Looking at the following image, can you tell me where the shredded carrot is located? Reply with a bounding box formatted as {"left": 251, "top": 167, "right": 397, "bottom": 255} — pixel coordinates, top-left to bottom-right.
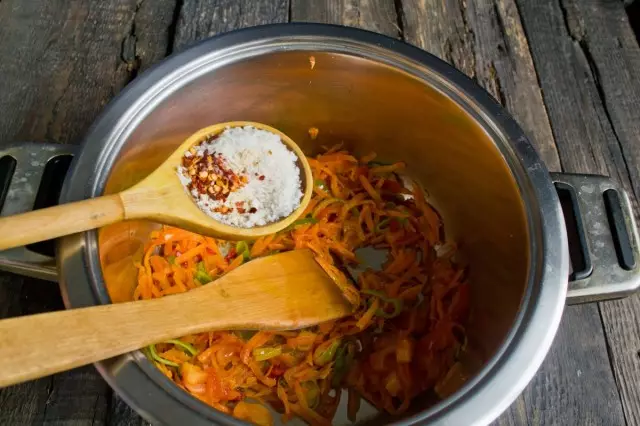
{"left": 359, "top": 152, "right": 377, "bottom": 164}
{"left": 370, "top": 162, "right": 405, "bottom": 174}
{"left": 131, "top": 147, "right": 469, "bottom": 424}
{"left": 358, "top": 174, "right": 382, "bottom": 202}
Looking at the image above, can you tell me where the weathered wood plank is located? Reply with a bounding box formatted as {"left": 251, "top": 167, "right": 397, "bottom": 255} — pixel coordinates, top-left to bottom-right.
{"left": 514, "top": 305, "right": 626, "bottom": 425}
{"left": 401, "top": 0, "right": 476, "bottom": 81}
{"left": 0, "top": 275, "right": 59, "bottom": 425}
{"left": 0, "top": 276, "right": 110, "bottom": 425}
{"left": 123, "top": 0, "right": 179, "bottom": 74}
{"left": 291, "top": 0, "right": 399, "bottom": 37}
{"left": 493, "top": 304, "right": 625, "bottom": 426}
{"left": 0, "top": 0, "right": 177, "bottom": 145}
{"left": 515, "top": 0, "right": 640, "bottom": 425}
{"left": 516, "top": 0, "right": 640, "bottom": 424}
{"left": 0, "top": 0, "right": 177, "bottom": 424}
{"left": 560, "top": 0, "right": 640, "bottom": 204}
{"left": 400, "top": 0, "right": 625, "bottom": 424}
{"left": 172, "top": 0, "right": 289, "bottom": 52}
{"left": 107, "top": 394, "right": 150, "bottom": 426}
{"left": 401, "top": 0, "right": 559, "bottom": 169}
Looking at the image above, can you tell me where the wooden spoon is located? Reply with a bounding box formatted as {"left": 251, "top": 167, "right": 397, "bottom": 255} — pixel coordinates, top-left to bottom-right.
{"left": 0, "top": 249, "right": 351, "bottom": 388}
{"left": 0, "top": 121, "right": 313, "bottom": 251}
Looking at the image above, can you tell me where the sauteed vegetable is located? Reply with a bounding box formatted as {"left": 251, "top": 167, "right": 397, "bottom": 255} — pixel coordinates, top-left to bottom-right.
{"left": 134, "top": 146, "right": 470, "bottom": 425}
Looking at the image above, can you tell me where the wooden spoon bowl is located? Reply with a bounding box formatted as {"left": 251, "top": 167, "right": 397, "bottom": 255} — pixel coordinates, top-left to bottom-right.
{"left": 0, "top": 122, "right": 313, "bottom": 250}
{"left": 121, "top": 121, "right": 313, "bottom": 239}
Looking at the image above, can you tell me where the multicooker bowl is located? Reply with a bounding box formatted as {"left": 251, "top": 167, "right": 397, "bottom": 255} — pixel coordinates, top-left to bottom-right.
{"left": 1, "top": 24, "right": 639, "bottom": 426}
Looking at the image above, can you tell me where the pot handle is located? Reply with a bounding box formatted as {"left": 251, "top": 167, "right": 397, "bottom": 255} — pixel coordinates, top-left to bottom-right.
{"left": 551, "top": 173, "right": 640, "bottom": 303}
{"left": 0, "top": 142, "right": 78, "bottom": 282}
{"left": 3, "top": 149, "right": 638, "bottom": 301}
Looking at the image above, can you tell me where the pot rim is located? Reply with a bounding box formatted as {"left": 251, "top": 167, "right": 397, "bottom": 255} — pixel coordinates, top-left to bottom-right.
{"left": 57, "top": 23, "right": 568, "bottom": 426}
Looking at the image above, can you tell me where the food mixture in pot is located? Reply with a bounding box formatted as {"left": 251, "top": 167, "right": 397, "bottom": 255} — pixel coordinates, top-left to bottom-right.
{"left": 136, "top": 145, "right": 469, "bottom": 425}
{"left": 177, "top": 126, "right": 303, "bottom": 228}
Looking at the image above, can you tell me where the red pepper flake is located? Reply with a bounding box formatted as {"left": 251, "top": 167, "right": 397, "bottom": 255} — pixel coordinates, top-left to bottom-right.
{"left": 225, "top": 248, "right": 237, "bottom": 262}
{"left": 180, "top": 136, "right": 248, "bottom": 213}
{"left": 258, "top": 175, "right": 265, "bottom": 181}
{"left": 249, "top": 207, "right": 257, "bottom": 214}
{"left": 213, "top": 206, "right": 233, "bottom": 214}
{"left": 269, "top": 365, "right": 286, "bottom": 377}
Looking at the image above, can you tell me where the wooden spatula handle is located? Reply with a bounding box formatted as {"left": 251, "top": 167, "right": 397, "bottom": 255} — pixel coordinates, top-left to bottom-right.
{"left": 0, "top": 249, "right": 351, "bottom": 387}
{"left": 0, "top": 294, "right": 217, "bottom": 387}
{"left": 0, "top": 194, "right": 124, "bottom": 251}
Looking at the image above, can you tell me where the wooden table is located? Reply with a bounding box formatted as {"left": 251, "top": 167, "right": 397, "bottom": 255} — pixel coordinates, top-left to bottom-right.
{"left": 1, "top": 0, "right": 639, "bottom": 425}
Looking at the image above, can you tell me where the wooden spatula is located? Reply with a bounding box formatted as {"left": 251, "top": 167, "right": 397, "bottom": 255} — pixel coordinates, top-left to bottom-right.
{"left": 0, "top": 249, "right": 351, "bottom": 388}
{"left": 0, "top": 121, "right": 313, "bottom": 251}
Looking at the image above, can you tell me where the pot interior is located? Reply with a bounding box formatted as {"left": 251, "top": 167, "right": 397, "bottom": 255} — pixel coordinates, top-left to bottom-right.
{"left": 97, "top": 50, "right": 530, "bottom": 423}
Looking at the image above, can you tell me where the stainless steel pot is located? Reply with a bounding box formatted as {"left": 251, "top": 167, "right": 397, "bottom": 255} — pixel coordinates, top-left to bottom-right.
{"left": 1, "top": 24, "right": 639, "bottom": 426}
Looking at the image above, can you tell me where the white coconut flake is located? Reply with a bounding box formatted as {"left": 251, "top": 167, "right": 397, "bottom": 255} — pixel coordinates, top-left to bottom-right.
{"left": 177, "top": 126, "right": 303, "bottom": 228}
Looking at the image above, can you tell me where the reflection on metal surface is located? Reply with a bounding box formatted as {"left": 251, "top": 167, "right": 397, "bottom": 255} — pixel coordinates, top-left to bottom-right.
{"left": 53, "top": 25, "right": 567, "bottom": 426}
{"left": 0, "top": 142, "right": 76, "bottom": 281}
{"left": 98, "top": 47, "right": 533, "bottom": 357}
{"left": 552, "top": 173, "right": 640, "bottom": 303}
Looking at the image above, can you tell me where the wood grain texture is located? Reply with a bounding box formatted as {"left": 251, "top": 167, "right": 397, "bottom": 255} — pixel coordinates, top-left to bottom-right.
{"left": 291, "top": 0, "right": 399, "bottom": 37}
{"left": 0, "top": 0, "right": 177, "bottom": 423}
{"left": 515, "top": 0, "right": 640, "bottom": 424}
{"left": 109, "top": 2, "right": 295, "bottom": 424}
{"left": 400, "top": 0, "right": 624, "bottom": 424}
{"left": 401, "top": 0, "right": 476, "bottom": 79}
{"left": 401, "top": 0, "right": 560, "bottom": 170}
{"left": 0, "top": 0, "right": 638, "bottom": 425}
{"left": 0, "top": 121, "right": 313, "bottom": 251}
{"left": 0, "top": 195, "right": 125, "bottom": 252}
{"left": 107, "top": 394, "right": 150, "bottom": 426}
{"left": 516, "top": 0, "right": 640, "bottom": 424}
{"left": 0, "top": 250, "right": 349, "bottom": 387}
{"left": 122, "top": 0, "right": 180, "bottom": 74}
{"left": 506, "top": 305, "right": 626, "bottom": 425}
{"left": 0, "top": 275, "right": 110, "bottom": 425}
{"left": 0, "top": 0, "right": 177, "bottom": 145}
{"left": 172, "top": 0, "right": 289, "bottom": 52}
{"left": 601, "top": 296, "right": 640, "bottom": 426}
{"left": 119, "top": 121, "right": 314, "bottom": 241}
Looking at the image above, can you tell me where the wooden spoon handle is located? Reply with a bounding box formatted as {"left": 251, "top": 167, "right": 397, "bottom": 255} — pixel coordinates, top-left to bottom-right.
{"left": 0, "top": 295, "right": 220, "bottom": 387}
{"left": 0, "top": 194, "right": 124, "bottom": 251}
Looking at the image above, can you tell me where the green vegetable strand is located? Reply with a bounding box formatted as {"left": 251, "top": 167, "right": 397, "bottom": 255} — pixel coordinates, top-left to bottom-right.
{"left": 362, "top": 289, "right": 403, "bottom": 318}
{"left": 235, "top": 330, "right": 258, "bottom": 341}
{"left": 331, "top": 342, "right": 355, "bottom": 387}
{"left": 303, "top": 380, "right": 321, "bottom": 408}
{"left": 375, "top": 218, "right": 390, "bottom": 232}
{"left": 195, "top": 261, "right": 213, "bottom": 284}
{"left": 252, "top": 346, "right": 283, "bottom": 361}
{"left": 235, "top": 241, "right": 251, "bottom": 260}
{"left": 314, "top": 179, "right": 327, "bottom": 190}
{"left": 285, "top": 217, "right": 319, "bottom": 231}
{"left": 147, "top": 344, "right": 179, "bottom": 367}
{"left": 314, "top": 339, "right": 341, "bottom": 366}
{"left": 165, "top": 339, "right": 198, "bottom": 356}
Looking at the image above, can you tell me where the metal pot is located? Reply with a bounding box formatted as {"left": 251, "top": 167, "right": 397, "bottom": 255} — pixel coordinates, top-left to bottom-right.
{"left": 1, "top": 24, "right": 638, "bottom": 426}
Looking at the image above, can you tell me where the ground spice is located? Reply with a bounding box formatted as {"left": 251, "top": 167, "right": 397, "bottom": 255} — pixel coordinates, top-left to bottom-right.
{"left": 177, "top": 126, "right": 303, "bottom": 228}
